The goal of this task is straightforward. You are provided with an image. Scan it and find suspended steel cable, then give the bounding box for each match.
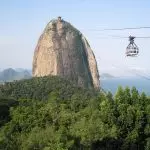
[96,35,150,39]
[136,36,150,39]
[130,70,150,80]
[82,26,150,78]
[97,35,128,39]
[98,27,150,31]
[81,26,150,31]
[96,57,150,81]
[81,26,150,39]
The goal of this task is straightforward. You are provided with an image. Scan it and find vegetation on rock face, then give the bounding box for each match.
[0,76,149,150]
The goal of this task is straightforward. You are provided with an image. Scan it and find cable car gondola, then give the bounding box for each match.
[126,36,139,57]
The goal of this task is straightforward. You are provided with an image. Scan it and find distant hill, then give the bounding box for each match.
[0,70,115,83]
[15,68,32,74]
[100,73,115,79]
[0,68,31,83]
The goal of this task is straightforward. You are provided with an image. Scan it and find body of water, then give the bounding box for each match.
[101,77,150,95]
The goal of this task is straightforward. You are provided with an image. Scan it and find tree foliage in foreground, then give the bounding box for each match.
[0,76,149,150]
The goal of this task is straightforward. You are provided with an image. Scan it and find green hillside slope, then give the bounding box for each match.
[0,76,149,150]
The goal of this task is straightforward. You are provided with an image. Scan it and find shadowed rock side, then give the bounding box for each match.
[32,17,100,89]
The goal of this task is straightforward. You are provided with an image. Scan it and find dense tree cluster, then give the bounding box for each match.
[0,76,149,150]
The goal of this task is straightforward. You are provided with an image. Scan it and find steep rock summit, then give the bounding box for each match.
[32,17,100,89]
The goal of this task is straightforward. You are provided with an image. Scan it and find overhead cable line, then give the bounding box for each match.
[99,27,150,31]
[97,57,150,81]
[81,26,150,31]
[136,36,150,39]
[97,35,150,39]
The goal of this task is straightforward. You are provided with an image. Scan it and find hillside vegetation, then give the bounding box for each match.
[0,76,150,150]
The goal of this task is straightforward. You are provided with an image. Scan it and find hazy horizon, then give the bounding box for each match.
[0,0,150,77]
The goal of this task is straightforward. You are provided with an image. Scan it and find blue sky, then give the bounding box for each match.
[0,0,150,76]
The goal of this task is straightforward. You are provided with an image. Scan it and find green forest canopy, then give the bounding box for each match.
[0,76,149,150]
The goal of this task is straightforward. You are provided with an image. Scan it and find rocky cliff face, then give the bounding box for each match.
[32,17,100,89]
